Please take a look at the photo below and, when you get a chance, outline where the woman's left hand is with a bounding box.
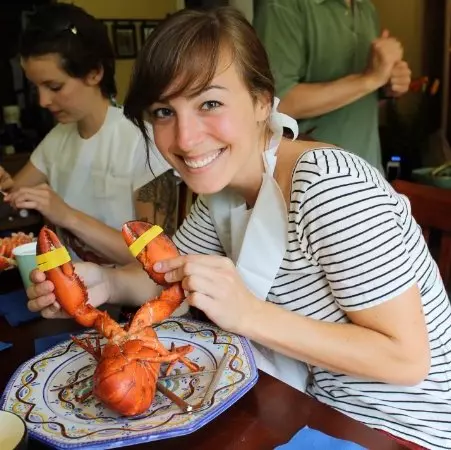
[4,184,74,227]
[154,254,262,334]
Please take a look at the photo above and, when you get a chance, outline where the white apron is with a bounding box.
[206,98,309,392]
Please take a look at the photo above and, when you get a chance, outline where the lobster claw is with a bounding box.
[122,221,180,286]
[36,227,100,328]
[36,227,125,338]
[121,220,185,329]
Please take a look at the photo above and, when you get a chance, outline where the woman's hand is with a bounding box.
[4,184,74,227]
[26,262,112,319]
[154,254,262,334]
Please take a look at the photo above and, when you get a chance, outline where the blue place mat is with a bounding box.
[0,341,12,351]
[275,426,366,449]
[34,332,73,355]
[0,290,40,326]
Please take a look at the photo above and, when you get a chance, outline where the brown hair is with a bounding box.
[123,6,275,155]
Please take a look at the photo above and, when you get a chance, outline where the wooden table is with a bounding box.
[0,298,407,450]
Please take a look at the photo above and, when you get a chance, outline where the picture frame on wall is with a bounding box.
[140,20,161,47]
[112,22,137,59]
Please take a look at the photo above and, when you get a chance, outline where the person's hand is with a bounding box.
[385,60,412,97]
[4,184,73,227]
[154,254,262,334]
[27,262,111,319]
[365,29,404,89]
[0,166,13,191]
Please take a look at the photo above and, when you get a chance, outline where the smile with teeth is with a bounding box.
[183,148,224,169]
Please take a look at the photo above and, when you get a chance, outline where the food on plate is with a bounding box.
[35,223,199,416]
[0,232,35,271]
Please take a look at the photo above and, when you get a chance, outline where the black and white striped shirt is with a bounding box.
[173,148,451,450]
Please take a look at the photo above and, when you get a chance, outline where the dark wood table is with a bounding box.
[0,291,407,450]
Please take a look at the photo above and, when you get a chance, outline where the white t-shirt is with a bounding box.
[30,106,170,262]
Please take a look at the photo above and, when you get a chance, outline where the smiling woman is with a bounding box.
[124,8,274,198]
[27,7,451,450]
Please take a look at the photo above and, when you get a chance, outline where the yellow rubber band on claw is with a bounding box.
[36,247,71,272]
[129,225,163,258]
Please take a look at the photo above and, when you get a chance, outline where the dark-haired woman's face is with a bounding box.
[148,56,270,196]
[21,54,102,124]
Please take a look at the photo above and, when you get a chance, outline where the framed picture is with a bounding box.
[140,21,160,47]
[112,22,137,59]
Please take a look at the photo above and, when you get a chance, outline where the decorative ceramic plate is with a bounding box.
[1,318,258,450]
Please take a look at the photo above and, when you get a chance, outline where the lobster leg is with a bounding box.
[135,344,194,364]
[137,327,201,373]
[164,343,203,375]
[71,335,102,361]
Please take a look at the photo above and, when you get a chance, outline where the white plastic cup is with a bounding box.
[12,241,37,289]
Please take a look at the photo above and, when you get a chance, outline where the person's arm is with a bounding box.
[26,260,161,319]
[5,180,138,265]
[63,210,136,265]
[0,158,47,191]
[254,1,400,119]
[278,75,380,119]
[245,284,429,385]
[10,128,55,190]
[108,261,162,307]
[243,172,430,385]
[11,161,47,190]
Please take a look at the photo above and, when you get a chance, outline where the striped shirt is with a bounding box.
[173,148,451,450]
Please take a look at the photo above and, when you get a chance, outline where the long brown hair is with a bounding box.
[123,6,275,156]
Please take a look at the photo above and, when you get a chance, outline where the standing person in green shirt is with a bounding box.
[253,0,412,172]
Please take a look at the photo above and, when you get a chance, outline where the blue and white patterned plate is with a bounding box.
[0,318,258,449]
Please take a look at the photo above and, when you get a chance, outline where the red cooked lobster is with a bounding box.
[36,222,199,416]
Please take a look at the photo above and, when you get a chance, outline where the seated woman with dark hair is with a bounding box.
[0,3,170,265]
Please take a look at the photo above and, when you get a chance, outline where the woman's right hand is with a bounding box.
[0,166,13,191]
[26,262,112,319]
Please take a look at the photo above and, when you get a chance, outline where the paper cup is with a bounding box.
[0,410,28,449]
[12,242,37,289]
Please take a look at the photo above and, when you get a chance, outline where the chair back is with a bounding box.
[392,180,451,291]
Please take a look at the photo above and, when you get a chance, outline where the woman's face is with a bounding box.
[148,55,270,195]
[21,53,102,124]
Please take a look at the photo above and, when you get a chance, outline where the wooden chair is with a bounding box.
[391,180,451,291]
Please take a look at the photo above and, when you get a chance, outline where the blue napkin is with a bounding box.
[275,426,366,449]
[0,341,12,351]
[0,290,40,326]
[34,332,73,355]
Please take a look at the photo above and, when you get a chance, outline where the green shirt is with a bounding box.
[254,0,382,170]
